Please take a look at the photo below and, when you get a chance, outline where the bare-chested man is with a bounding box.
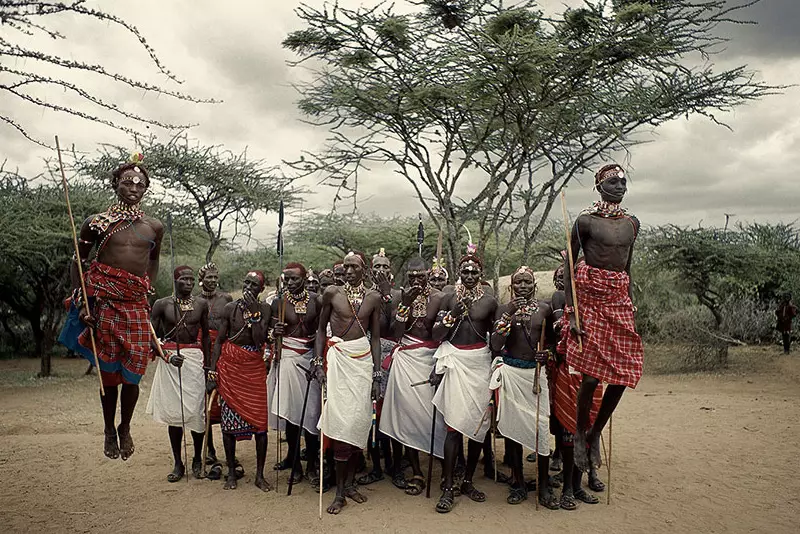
[490,266,560,508]
[381,257,445,496]
[430,246,498,513]
[146,266,210,481]
[59,159,163,461]
[564,164,643,472]
[312,251,382,514]
[206,271,272,492]
[268,262,321,483]
[357,248,401,487]
[195,262,232,471]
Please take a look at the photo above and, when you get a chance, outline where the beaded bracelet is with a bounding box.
[372,369,385,381]
[207,370,218,380]
[494,319,511,337]
[381,293,392,304]
[442,312,457,328]
[395,303,410,323]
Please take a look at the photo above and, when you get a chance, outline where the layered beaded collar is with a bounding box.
[588,200,628,218]
[89,202,145,232]
[456,282,484,305]
[286,289,310,315]
[343,282,366,308]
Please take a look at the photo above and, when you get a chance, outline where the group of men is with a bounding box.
[60,157,644,515]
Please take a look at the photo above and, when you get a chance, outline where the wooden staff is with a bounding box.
[201,390,218,477]
[319,388,325,520]
[560,191,583,352]
[274,293,286,489]
[491,394,497,483]
[55,135,104,396]
[533,319,546,510]
[608,415,613,505]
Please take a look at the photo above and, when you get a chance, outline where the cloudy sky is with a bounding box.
[2,0,798,240]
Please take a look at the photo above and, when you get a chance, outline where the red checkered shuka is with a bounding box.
[78,261,152,381]
[564,261,643,388]
[216,342,268,432]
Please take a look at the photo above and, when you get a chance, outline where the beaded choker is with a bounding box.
[588,200,627,218]
[201,289,217,299]
[456,282,484,305]
[89,202,145,232]
[286,289,310,315]
[344,282,366,308]
[174,295,195,312]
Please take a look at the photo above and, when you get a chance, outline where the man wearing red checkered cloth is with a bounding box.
[206,271,272,493]
[59,157,163,462]
[563,163,643,473]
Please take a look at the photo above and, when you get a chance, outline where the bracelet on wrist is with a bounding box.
[442,312,457,328]
[372,369,385,380]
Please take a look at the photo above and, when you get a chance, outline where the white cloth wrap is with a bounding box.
[381,335,446,458]
[268,337,321,435]
[319,336,373,449]
[489,356,550,455]
[431,341,492,442]
[146,347,206,433]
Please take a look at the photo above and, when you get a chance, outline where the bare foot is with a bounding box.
[327,496,347,514]
[117,424,134,461]
[344,485,368,503]
[574,431,589,471]
[589,433,602,469]
[254,476,272,492]
[103,430,119,460]
[223,473,238,490]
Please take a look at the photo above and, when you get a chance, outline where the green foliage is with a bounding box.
[0,170,108,363]
[285,0,776,276]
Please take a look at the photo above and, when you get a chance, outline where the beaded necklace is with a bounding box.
[588,200,628,218]
[89,202,145,232]
[514,297,539,323]
[344,282,366,308]
[286,289,310,315]
[412,285,433,318]
[174,295,195,312]
[456,282,484,306]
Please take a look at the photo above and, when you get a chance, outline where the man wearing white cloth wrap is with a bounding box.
[267,262,321,484]
[312,251,382,515]
[429,244,497,513]
[381,257,445,497]
[146,266,211,482]
[490,265,560,509]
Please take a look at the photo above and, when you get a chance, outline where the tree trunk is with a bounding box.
[31,315,51,377]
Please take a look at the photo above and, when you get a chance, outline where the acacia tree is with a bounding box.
[283,0,776,272]
[0,1,213,146]
[0,168,108,375]
[75,134,296,262]
[652,223,800,364]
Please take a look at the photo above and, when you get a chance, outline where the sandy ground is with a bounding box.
[1,346,798,534]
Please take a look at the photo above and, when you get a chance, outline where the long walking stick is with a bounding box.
[492,395,497,483]
[275,199,286,488]
[287,365,314,496]
[54,136,104,396]
[608,415,613,505]
[201,390,218,477]
[534,319,546,510]
[560,191,583,352]
[426,403,437,498]
[319,387,326,520]
[166,213,189,483]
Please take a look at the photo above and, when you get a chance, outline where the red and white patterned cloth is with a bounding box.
[78,261,152,384]
[564,261,643,388]
[217,342,268,437]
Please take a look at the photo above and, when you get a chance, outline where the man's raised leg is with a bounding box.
[100,385,120,459]
[574,375,599,471]
[587,384,626,469]
[118,384,139,461]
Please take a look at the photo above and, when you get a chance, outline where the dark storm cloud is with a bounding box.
[718,0,800,59]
